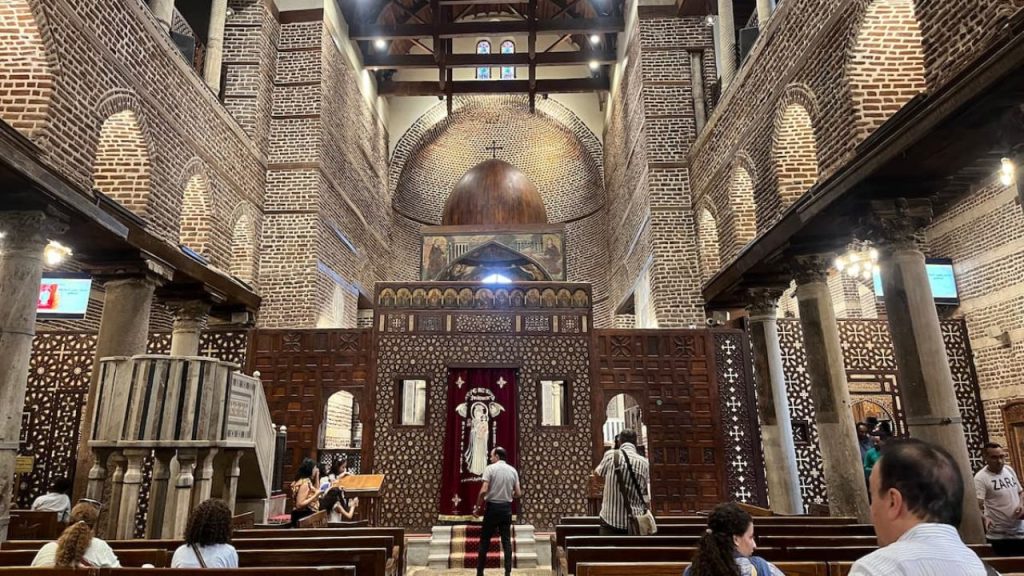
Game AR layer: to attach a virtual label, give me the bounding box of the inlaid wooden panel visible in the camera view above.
[249,329,373,487]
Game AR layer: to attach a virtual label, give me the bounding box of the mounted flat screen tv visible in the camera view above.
[871,258,959,305]
[38,273,92,319]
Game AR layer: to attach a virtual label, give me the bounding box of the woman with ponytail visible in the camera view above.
[31,501,120,567]
[684,502,785,576]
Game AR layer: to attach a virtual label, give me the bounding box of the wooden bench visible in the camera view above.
[576,561,830,576]
[0,569,353,576]
[6,510,63,540]
[298,511,329,528]
[237,548,388,576]
[0,549,170,567]
[234,528,406,575]
[559,515,860,525]
[232,512,256,531]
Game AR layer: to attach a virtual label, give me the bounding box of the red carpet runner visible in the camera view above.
[448,524,519,570]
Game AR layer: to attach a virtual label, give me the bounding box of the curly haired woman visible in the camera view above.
[684,502,786,576]
[171,499,238,568]
[31,501,120,567]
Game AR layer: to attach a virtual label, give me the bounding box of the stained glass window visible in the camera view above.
[500,40,515,79]
[476,40,491,79]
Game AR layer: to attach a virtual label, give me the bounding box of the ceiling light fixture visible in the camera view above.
[1000,157,1016,187]
[588,60,600,71]
[705,15,715,27]
[44,240,72,267]
[834,241,879,282]
[589,34,600,45]
[374,38,387,51]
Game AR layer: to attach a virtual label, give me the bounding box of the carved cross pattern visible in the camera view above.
[496,377,507,389]
[720,339,737,355]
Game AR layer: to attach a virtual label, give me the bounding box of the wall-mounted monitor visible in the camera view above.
[38,273,93,319]
[871,258,959,305]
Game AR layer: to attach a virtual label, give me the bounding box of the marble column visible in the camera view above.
[73,263,168,501]
[793,256,871,520]
[757,0,774,30]
[168,299,210,356]
[716,0,737,88]
[145,449,174,538]
[167,449,197,539]
[150,0,176,33]
[868,198,986,543]
[0,211,66,540]
[191,447,219,507]
[117,449,149,539]
[203,0,229,93]
[223,449,244,512]
[746,288,804,514]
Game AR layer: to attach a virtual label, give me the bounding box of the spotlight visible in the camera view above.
[1000,157,1016,187]
[44,240,71,267]
[589,34,600,45]
[705,14,715,27]
[588,60,600,71]
[374,38,387,51]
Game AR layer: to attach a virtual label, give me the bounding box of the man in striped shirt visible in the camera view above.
[593,428,651,535]
[849,439,987,576]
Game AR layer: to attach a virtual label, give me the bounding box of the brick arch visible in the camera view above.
[772,93,819,213]
[697,203,722,284]
[729,152,757,255]
[229,204,259,286]
[178,159,212,257]
[847,0,926,141]
[93,90,153,220]
[0,0,56,141]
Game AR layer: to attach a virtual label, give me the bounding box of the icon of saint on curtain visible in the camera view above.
[456,387,505,476]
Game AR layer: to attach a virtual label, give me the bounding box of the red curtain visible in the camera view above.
[438,368,518,521]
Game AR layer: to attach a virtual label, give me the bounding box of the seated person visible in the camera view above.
[171,499,238,568]
[318,462,332,493]
[684,502,785,576]
[31,501,120,567]
[31,477,72,523]
[290,457,321,526]
[322,486,359,522]
[327,457,351,484]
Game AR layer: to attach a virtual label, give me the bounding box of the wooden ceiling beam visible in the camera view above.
[363,49,615,69]
[349,16,624,39]
[378,76,608,95]
[440,0,528,4]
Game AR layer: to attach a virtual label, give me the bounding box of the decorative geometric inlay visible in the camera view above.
[453,314,514,333]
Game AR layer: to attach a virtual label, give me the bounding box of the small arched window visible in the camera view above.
[500,40,515,79]
[476,40,491,79]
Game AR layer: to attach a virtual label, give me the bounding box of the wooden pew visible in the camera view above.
[234,528,406,576]
[232,512,256,531]
[298,510,329,528]
[576,561,830,576]
[0,549,170,567]
[559,515,860,525]
[236,548,388,576]
[0,569,354,576]
[6,510,63,540]
[563,535,881,549]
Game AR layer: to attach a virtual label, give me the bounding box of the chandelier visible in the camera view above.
[833,241,878,282]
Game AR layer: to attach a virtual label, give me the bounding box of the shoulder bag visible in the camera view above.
[190,544,208,568]
[612,450,658,535]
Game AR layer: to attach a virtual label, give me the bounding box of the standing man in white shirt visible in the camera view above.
[849,438,987,576]
[592,428,651,535]
[974,441,1024,555]
[472,446,522,576]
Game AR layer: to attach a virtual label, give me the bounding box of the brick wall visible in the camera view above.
[926,180,1024,445]
[389,95,611,325]
[689,0,1018,280]
[0,0,53,139]
[604,14,712,327]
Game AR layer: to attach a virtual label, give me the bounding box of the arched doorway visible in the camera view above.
[319,390,362,473]
[603,393,647,455]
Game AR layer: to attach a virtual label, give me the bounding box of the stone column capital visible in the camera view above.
[167,299,211,324]
[861,198,933,251]
[0,211,68,254]
[745,287,784,318]
[791,254,833,286]
[89,258,174,289]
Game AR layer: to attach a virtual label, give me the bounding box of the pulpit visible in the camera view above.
[335,474,385,526]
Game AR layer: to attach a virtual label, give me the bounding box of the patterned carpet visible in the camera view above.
[448,524,518,569]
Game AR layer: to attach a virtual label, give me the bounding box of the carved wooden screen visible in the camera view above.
[249,329,372,487]
[592,329,763,513]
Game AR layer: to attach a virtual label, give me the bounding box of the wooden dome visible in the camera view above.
[441,159,548,226]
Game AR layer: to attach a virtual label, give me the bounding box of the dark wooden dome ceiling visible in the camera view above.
[442,159,548,226]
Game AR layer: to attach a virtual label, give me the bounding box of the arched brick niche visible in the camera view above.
[697,204,721,284]
[390,95,612,325]
[848,0,926,142]
[727,154,757,260]
[0,0,54,141]
[229,204,260,287]
[179,159,212,258]
[772,93,819,215]
[93,94,153,221]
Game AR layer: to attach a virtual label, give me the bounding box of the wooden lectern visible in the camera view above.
[334,474,385,526]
